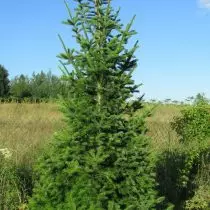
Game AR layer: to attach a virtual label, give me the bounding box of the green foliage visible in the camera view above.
[0,148,33,210]
[171,100,210,143]
[157,97,210,209]
[9,70,67,102]
[0,149,21,209]
[193,93,209,105]
[0,65,10,97]
[29,0,159,209]
[10,74,32,99]
[30,71,63,100]
[185,185,210,210]
[157,140,209,209]
[185,148,210,210]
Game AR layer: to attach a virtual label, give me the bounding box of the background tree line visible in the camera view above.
[0,64,68,102]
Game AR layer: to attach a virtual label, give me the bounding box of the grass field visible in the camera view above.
[0,103,180,165]
[146,104,180,150]
[0,103,63,166]
[0,103,209,209]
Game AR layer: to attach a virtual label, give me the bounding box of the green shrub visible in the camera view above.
[185,147,210,210]
[157,98,210,209]
[185,185,210,210]
[156,140,209,209]
[171,100,210,143]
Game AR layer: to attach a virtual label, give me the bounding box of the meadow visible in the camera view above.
[0,102,209,209]
[0,103,180,165]
[0,103,63,165]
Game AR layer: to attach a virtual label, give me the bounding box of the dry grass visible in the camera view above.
[146,105,181,151]
[0,103,181,165]
[0,103,63,165]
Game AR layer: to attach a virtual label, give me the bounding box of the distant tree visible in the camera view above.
[172,100,179,105]
[193,93,209,105]
[0,65,10,97]
[164,98,171,104]
[10,74,32,99]
[30,71,49,99]
[150,99,157,104]
[30,71,65,100]
[9,70,67,101]
[46,71,67,99]
[185,96,194,104]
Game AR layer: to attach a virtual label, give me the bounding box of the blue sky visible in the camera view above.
[0,0,210,101]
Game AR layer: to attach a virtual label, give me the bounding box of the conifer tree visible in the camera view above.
[29,0,159,209]
[0,65,10,97]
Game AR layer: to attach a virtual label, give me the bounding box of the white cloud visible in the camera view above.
[199,0,210,9]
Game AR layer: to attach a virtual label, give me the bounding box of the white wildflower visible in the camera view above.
[0,148,12,159]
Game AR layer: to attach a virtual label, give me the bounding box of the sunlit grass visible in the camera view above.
[0,103,63,165]
[0,103,181,165]
[0,103,208,209]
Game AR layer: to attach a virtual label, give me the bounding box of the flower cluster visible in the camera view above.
[0,148,12,159]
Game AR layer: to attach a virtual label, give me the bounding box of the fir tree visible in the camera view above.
[29,0,159,209]
[0,65,10,97]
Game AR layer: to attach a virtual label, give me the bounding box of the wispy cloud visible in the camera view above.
[199,0,210,9]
